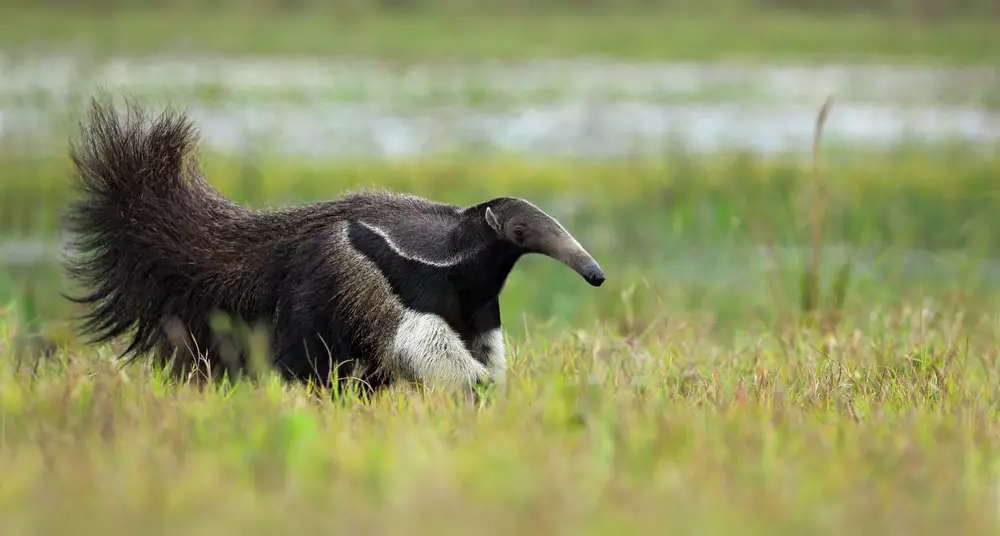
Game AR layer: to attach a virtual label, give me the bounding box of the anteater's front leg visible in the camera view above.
[390,309,493,391]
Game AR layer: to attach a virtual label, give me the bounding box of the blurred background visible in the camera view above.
[1,0,998,352]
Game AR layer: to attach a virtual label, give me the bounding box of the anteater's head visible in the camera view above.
[483,198,605,287]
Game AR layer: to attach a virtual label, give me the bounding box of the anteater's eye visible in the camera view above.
[513,228,525,241]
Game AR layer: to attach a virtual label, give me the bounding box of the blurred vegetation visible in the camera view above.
[0,0,996,62]
[4,144,999,252]
[3,141,999,348]
[7,0,1000,18]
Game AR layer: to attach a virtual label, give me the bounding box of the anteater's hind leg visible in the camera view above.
[154,316,239,386]
[151,337,216,387]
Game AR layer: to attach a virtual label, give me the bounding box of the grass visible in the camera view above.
[3,279,1000,534]
[1,6,998,64]
[5,139,1000,242]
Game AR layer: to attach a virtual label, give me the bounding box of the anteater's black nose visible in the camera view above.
[584,265,606,287]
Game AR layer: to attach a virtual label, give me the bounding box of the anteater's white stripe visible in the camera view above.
[357,220,483,267]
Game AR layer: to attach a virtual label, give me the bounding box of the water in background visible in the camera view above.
[2,54,998,158]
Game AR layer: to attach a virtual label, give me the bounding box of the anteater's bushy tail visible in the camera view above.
[63,95,253,366]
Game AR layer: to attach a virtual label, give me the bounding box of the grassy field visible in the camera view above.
[4,3,1000,534]
[3,306,1000,535]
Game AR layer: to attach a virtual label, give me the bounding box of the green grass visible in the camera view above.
[2,6,998,64]
[6,143,1000,242]
[2,278,1000,534]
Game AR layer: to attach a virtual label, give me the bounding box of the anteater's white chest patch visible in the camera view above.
[391,309,506,389]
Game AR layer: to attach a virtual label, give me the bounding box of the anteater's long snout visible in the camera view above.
[546,235,606,287]
[569,254,605,287]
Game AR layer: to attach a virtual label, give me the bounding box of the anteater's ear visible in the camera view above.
[485,207,502,234]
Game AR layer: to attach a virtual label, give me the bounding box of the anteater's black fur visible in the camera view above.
[63,96,605,391]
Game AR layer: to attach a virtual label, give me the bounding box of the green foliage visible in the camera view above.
[5,147,1000,250]
[0,4,997,63]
